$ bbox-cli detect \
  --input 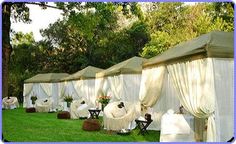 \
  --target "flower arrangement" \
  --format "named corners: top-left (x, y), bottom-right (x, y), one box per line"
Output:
top-left (30, 95), bottom-right (37, 105)
top-left (98, 95), bottom-right (111, 104)
top-left (63, 95), bottom-right (73, 103)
